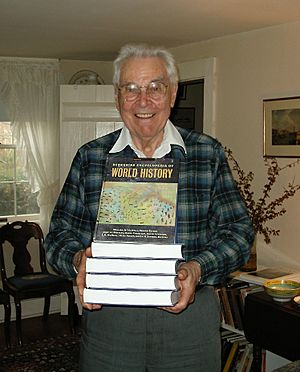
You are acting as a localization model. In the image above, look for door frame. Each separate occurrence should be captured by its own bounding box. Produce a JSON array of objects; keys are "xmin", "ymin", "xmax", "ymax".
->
[{"xmin": 178, "ymin": 57, "xmax": 217, "ymax": 137}]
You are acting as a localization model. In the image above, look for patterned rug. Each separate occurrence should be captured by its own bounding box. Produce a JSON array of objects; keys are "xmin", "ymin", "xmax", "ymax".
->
[{"xmin": 0, "ymin": 333, "xmax": 80, "ymax": 372}]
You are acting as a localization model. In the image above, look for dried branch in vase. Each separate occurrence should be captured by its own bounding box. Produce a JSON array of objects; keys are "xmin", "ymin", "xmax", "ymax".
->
[{"xmin": 225, "ymin": 148, "xmax": 300, "ymax": 244}]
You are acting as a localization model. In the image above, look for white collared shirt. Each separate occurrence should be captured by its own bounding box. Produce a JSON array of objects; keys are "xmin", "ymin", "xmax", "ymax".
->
[{"xmin": 109, "ymin": 120, "xmax": 186, "ymax": 158}]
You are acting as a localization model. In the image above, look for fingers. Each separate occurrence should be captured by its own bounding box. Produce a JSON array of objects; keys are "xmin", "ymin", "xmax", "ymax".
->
[
  {"xmin": 161, "ymin": 261, "xmax": 201, "ymax": 314},
  {"xmin": 160, "ymin": 284, "xmax": 196, "ymax": 314},
  {"xmin": 177, "ymin": 261, "xmax": 201, "ymax": 285},
  {"xmin": 75, "ymin": 247, "xmax": 102, "ymax": 311},
  {"xmin": 85, "ymin": 246, "xmax": 92, "ymax": 257}
]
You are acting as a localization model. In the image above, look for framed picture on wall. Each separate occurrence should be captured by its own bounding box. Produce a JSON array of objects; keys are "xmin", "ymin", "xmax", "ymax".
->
[{"xmin": 263, "ymin": 96, "xmax": 300, "ymax": 157}]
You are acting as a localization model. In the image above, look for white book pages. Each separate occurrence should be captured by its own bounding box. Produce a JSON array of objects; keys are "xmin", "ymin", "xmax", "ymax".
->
[
  {"xmin": 86, "ymin": 273, "xmax": 178, "ymax": 290},
  {"xmin": 91, "ymin": 242, "xmax": 183, "ymax": 259},
  {"xmin": 86, "ymin": 257, "xmax": 177, "ymax": 275},
  {"xmin": 83, "ymin": 288, "xmax": 179, "ymax": 306}
]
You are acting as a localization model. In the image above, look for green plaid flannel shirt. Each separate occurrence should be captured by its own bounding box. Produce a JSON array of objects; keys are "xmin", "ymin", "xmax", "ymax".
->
[{"xmin": 45, "ymin": 127, "xmax": 254, "ymax": 285}]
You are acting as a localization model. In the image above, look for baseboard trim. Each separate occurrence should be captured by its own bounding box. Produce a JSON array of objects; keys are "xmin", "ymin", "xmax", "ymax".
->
[{"xmin": 0, "ymin": 295, "xmax": 61, "ymax": 323}]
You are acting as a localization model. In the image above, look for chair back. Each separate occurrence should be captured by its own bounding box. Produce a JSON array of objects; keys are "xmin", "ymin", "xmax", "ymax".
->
[{"xmin": 0, "ymin": 221, "xmax": 48, "ymax": 280}]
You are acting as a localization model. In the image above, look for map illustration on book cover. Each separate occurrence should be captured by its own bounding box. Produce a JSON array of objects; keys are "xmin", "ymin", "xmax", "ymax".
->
[{"xmin": 94, "ymin": 157, "xmax": 180, "ymax": 244}]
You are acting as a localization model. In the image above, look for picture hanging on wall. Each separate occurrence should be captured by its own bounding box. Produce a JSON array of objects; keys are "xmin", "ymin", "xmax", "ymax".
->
[{"xmin": 263, "ymin": 96, "xmax": 300, "ymax": 157}]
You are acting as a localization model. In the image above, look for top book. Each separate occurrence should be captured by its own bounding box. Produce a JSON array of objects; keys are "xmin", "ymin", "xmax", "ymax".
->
[{"xmin": 94, "ymin": 157, "xmax": 180, "ymax": 244}]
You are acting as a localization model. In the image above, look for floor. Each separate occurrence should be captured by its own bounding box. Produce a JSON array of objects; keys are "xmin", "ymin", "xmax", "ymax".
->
[{"xmin": 0, "ymin": 313, "xmax": 81, "ymax": 350}]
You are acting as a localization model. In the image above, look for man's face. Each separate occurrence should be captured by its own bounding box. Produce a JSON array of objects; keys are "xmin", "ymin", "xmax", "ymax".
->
[{"xmin": 116, "ymin": 57, "xmax": 177, "ymax": 145}]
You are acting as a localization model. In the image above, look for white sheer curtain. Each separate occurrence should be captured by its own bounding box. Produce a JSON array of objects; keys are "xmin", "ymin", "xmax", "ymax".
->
[{"xmin": 0, "ymin": 57, "xmax": 61, "ymax": 232}]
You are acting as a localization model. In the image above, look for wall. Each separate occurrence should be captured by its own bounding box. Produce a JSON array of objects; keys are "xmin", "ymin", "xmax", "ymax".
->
[
  {"xmin": 170, "ymin": 21, "xmax": 300, "ymax": 270},
  {"xmin": 60, "ymin": 59, "xmax": 113, "ymax": 84}
]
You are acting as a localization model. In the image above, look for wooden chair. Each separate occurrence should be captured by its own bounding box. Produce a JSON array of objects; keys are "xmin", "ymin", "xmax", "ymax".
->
[
  {"xmin": 0, "ymin": 288, "xmax": 11, "ymax": 348},
  {"xmin": 0, "ymin": 221, "xmax": 76, "ymax": 346}
]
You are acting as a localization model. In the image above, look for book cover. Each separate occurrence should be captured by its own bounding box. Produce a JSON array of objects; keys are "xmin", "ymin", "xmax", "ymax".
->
[
  {"xmin": 223, "ymin": 341, "xmax": 239, "ymax": 372},
  {"xmin": 236, "ymin": 343, "xmax": 252, "ymax": 372},
  {"xmin": 94, "ymin": 157, "xmax": 180, "ymax": 244},
  {"xmin": 86, "ymin": 257, "xmax": 178, "ymax": 275},
  {"xmin": 86, "ymin": 273, "xmax": 178, "ymax": 291},
  {"xmin": 226, "ymin": 287, "xmax": 244, "ymax": 331},
  {"xmin": 219, "ymin": 286, "xmax": 235, "ymax": 327},
  {"xmin": 91, "ymin": 242, "xmax": 183, "ymax": 259},
  {"xmin": 83, "ymin": 288, "xmax": 179, "ymax": 307}
]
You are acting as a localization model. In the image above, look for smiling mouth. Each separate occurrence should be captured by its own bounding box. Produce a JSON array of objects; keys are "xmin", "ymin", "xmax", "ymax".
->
[{"xmin": 135, "ymin": 113, "xmax": 155, "ymax": 119}]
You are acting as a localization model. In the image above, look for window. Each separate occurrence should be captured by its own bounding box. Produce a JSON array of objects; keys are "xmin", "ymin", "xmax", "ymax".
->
[{"xmin": 0, "ymin": 121, "xmax": 39, "ymax": 220}]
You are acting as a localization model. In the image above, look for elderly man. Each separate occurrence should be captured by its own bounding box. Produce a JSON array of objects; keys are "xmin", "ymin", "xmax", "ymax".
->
[{"xmin": 45, "ymin": 44, "xmax": 254, "ymax": 371}]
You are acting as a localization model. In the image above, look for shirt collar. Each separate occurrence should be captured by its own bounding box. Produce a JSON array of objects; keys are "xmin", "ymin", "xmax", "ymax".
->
[{"xmin": 109, "ymin": 120, "xmax": 186, "ymax": 158}]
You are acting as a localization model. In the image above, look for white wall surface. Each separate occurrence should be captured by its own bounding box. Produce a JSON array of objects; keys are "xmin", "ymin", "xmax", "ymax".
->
[
  {"xmin": 171, "ymin": 21, "xmax": 300, "ymax": 270},
  {"xmin": 60, "ymin": 59, "xmax": 113, "ymax": 84}
]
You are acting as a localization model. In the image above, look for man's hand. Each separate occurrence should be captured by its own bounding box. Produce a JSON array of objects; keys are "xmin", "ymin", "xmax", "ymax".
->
[
  {"xmin": 161, "ymin": 261, "xmax": 201, "ymax": 314},
  {"xmin": 74, "ymin": 247, "xmax": 102, "ymax": 311}
]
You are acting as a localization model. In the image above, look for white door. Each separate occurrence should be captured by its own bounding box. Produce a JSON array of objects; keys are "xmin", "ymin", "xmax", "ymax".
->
[{"xmin": 59, "ymin": 85, "xmax": 123, "ymax": 188}]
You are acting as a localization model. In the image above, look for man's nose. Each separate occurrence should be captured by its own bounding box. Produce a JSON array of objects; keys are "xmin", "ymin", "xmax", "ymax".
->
[{"xmin": 138, "ymin": 88, "xmax": 150, "ymax": 105}]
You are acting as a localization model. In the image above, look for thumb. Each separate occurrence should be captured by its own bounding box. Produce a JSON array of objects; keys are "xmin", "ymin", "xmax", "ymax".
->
[
  {"xmin": 177, "ymin": 266, "xmax": 188, "ymax": 280},
  {"xmin": 85, "ymin": 246, "xmax": 92, "ymax": 257}
]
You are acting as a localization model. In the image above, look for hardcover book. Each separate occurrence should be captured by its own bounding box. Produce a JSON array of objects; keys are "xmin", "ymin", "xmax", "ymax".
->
[
  {"xmin": 94, "ymin": 157, "xmax": 180, "ymax": 244},
  {"xmin": 83, "ymin": 288, "xmax": 179, "ymax": 307},
  {"xmin": 86, "ymin": 257, "xmax": 178, "ymax": 275},
  {"xmin": 91, "ymin": 242, "xmax": 183, "ymax": 259},
  {"xmin": 85, "ymin": 273, "xmax": 178, "ymax": 291}
]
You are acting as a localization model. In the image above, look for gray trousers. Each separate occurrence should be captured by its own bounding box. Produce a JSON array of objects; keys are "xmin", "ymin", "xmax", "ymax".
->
[{"xmin": 79, "ymin": 286, "xmax": 221, "ymax": 372}]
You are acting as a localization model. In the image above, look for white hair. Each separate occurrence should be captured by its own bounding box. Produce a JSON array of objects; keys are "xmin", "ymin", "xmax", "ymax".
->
[{"xmin": 113, "ymin": 43, "xmax": 179, "ymax": 87}]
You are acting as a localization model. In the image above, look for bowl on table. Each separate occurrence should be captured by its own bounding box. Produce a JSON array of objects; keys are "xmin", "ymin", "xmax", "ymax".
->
[{"xmin": 263, "ymin": 279, "xmax": 300, "ymax": 302}]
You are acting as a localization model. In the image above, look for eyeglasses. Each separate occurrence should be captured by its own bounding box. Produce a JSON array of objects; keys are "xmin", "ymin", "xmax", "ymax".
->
[{"xmin": 118, "ymin": 81, "xmax": 168, "ymax": 101}]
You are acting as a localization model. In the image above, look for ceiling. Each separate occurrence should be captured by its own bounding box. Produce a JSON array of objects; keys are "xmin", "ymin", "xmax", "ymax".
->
[{"xmin": 1, "ymin": 0, "xmax": 300, "ymax": 61}]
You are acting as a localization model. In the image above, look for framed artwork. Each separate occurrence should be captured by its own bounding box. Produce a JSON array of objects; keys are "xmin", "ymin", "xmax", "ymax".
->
[{"xmin": 263, "ymin": 96, "xmax": 300, "ymax": 157}]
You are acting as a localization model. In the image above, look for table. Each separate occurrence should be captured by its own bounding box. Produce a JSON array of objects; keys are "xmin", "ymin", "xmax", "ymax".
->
[{"xmin": 244, "ymin": 291, "xmax": 300, "ymax": 372}]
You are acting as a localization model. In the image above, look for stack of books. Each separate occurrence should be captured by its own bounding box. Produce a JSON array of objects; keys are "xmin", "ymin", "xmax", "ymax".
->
[
  {"xmin": 84, "ymin": 242, "xmax": 183, "ymax": 306},
  {"xmin": 83, "ymin": 156, "xmax": 183, "ymax": 306},
  {"xmin": 221, "ymin": 329, "xmax": 255, "ymax": 372}
]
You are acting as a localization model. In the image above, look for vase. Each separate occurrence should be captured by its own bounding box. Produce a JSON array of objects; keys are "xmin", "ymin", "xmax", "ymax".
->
[{"xmin": 240, "ymin": 235, "xmax": 257, "ymax": 272}]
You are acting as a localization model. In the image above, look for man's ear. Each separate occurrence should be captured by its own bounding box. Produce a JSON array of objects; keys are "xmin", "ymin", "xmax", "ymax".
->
[
  {"xmin": 171, "ymin": 84, "xmax": 178, "ymax": 108},
  {"xmin": 115, "ymin": 94, "xmax": 120, "ymax": 111}
]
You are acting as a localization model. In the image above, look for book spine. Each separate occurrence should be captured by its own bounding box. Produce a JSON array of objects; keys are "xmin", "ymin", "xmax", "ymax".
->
[
  {"xmin": 223, "ymin": 341, "xmax": 239, "ymax": 372},
  {"xmin": 219, "ymin": 286, "xmax": 235, "ymax": 327},
  {"xmin": 226, "ymin": 288, "xmax": 244, "ymax": 331}
]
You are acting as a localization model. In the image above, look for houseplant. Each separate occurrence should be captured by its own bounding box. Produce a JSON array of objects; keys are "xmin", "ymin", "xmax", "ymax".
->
[{"xmin": 225, "ymin": 148, "xmax": 300, "ymax": 271}]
